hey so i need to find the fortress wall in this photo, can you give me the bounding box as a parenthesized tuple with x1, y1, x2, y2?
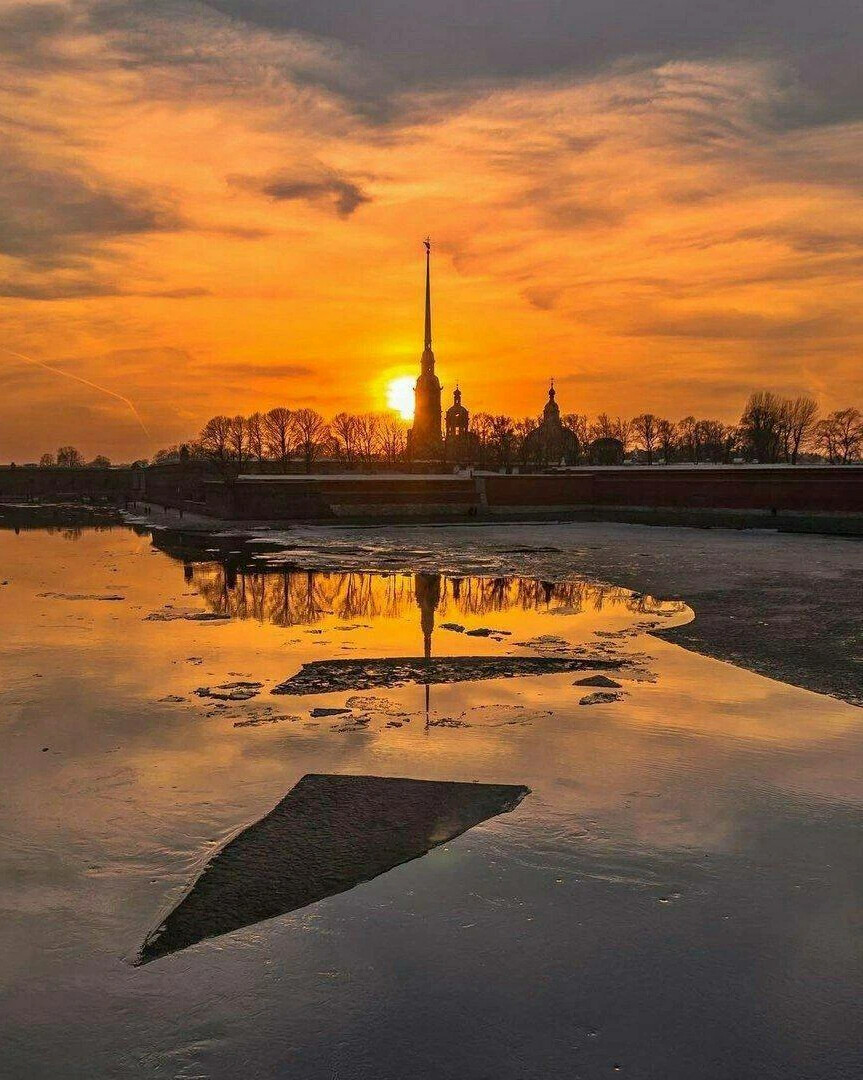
(481, 467, 863, 514)
(0, 465, 136, 501)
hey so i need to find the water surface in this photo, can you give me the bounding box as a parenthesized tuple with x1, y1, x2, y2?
(1, 523, 860, 1078)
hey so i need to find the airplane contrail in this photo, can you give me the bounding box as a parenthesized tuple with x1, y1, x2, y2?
(1, 347, 152, 440)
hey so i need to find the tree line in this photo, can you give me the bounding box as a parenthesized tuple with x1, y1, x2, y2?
(32, 393, 863, 470)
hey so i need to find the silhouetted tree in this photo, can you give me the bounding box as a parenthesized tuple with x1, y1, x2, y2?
(780, 396, 819, 464)
(561, 413, 589, 461)
(226, 415, 247, 468)
(379, 415, 408, 464)
(39, 452, 55, 467)
(469, 413, 496, 467)
(246, 412, 266, 470)
(590, 414, 616, 442)
(739, 392, 785, 463)
(89, 455, 111, 467)
(656, 418, 676, 463)
(199, 415, 234, 476)
(354, 413, 382, 463)
(694, 420, 725, 463)
(632, 413, 659, 464)
(291, 408, 328, 473)
(815, 408, 863, 463)
(263, 407, 292, 472)
(676, 416, 699, 463)
(489, 414, 516, 471)
(330, 412, 359, 466)
(514, 417, 538, 466)
(56, 445, 83, 467)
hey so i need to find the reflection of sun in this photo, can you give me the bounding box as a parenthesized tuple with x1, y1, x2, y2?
(386, 375, 415, 421)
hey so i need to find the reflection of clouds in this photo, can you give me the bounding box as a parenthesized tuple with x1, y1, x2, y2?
(188, 566, 686, 628)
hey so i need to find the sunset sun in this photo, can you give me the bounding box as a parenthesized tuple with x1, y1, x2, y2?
(386, 375, 415, 421)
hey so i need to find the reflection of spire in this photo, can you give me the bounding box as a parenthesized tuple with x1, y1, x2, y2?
(424, 237, 432, 351)
(414, 572, 441, 727)
(415, 572, 440, 659)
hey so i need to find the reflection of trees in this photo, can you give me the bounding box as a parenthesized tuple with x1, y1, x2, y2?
(188, 565, 686, 627)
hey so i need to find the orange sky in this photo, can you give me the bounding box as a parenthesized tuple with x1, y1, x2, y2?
(2, 2, 862, 460)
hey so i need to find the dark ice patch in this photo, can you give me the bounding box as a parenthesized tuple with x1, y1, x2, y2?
(137, 773, 529, 964)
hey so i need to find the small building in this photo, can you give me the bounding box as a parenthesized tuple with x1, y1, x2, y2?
(444, 386, 478, 464)
(521, 382, 580, 466)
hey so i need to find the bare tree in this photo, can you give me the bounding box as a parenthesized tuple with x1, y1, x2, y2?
(264, 407, 292, 472)
(246, 412, 266, 471)
(152, 445, 181, 464)
(591, 413, 616, 442)
(612, 417, 632, 453)
(89, 455, 111, 467)
(782, 397, 819, 464)
(561, 413, 589, 460)
(56, 445, 83, 467)
(379, 415, 408, 465)
(227, 415, 247, 468)
(354, 413, 382, 463)
(291, 408, 328, 473)
(199, 415, 234, 476)
(489, 414, 516, 471)
(656, 418, 676, 463)
(39, 452, 55, 467)
(738, 392, 784, 463)
(696, 420, 730, 463)
(514, 417, 538, 465)
(676, 416, 699, 462)
(330, 412, 359, 466)
(631, 413, 659, 464)
(815, 408, 863, 463)
(470, 412, 496, 467)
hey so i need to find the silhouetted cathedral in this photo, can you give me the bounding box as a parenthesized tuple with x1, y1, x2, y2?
(408, 239, 443, 457)
(408, 242, 577, 467)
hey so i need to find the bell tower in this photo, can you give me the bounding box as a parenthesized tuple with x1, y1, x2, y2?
(409, 238, 443, 456)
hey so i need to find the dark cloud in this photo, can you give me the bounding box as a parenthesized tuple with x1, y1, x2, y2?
(143, 287, 212, 299)
(0, 2, 74, 71)
(0, 141, 183, 269)
(628, 310, 857, 342)
(229, 167, 370, 217)
(0, 278, 124, 300)
(206, 0, 863, 124)
(0, 280, 213, 301)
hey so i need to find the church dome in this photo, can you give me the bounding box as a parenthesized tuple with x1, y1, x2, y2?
(543, 383, 561, 422)
(446, 386, 468, 422)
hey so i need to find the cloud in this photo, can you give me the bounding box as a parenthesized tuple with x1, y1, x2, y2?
(627, 310, 858, 343)
(143, 287, 212, 299)
(229, 166, 371, 217)
(206, 0, 863, 123)
(0, 140, 182, 269)
(0, 2, 75, 72)
(217, 362, 315, 378)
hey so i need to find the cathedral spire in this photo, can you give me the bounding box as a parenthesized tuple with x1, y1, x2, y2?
(424, 237, 432, 351)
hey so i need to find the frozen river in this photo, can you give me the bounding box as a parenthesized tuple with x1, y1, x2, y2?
(1, 519, 861, 1078)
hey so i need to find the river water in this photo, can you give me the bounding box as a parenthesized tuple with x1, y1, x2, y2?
(1, 522, 860, 1078)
